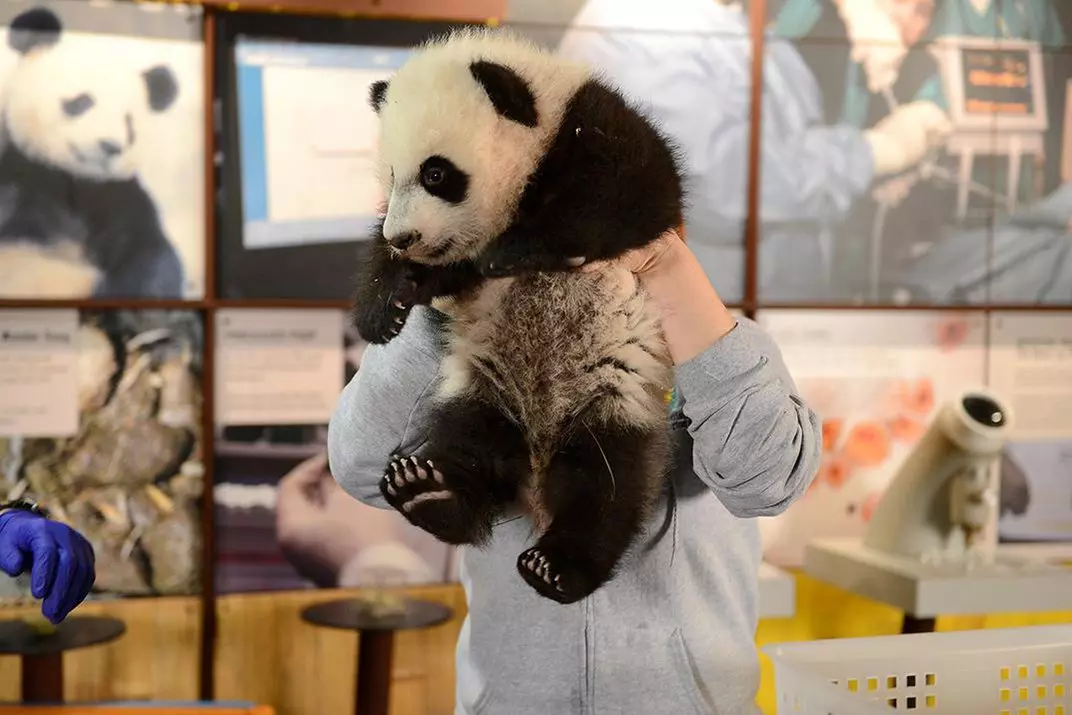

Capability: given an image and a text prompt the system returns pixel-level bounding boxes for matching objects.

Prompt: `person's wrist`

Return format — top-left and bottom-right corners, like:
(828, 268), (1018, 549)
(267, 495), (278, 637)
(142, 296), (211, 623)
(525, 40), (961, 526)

(635, 234), (690, 287)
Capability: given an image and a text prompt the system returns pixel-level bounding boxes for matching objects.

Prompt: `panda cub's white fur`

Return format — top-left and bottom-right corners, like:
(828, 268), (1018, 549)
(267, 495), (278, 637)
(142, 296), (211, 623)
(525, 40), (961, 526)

(355, 27), (685, 605)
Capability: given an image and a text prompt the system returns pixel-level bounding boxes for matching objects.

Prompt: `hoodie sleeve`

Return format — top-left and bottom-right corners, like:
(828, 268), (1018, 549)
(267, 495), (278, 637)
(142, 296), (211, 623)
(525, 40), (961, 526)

(327, 306), (445, 509)
(674, 317), (822, 518)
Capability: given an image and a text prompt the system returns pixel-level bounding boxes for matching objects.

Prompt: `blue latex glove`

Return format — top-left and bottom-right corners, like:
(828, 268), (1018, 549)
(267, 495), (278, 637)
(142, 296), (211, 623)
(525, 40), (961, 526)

(0, 510), (96, 624)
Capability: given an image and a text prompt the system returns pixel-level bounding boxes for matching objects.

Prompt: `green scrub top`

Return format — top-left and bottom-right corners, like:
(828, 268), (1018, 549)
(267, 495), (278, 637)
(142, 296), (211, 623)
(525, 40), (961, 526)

(924, 0), (1066, 46)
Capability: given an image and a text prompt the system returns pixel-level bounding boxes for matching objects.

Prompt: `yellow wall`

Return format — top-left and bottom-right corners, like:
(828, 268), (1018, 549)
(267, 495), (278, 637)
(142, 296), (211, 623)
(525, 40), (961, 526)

(2, 578), (1070, 714)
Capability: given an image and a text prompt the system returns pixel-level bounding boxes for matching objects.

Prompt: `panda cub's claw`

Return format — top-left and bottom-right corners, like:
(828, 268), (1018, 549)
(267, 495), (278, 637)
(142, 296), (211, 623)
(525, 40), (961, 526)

(517, 545), (592, 605)
(380, 455), (482, 545)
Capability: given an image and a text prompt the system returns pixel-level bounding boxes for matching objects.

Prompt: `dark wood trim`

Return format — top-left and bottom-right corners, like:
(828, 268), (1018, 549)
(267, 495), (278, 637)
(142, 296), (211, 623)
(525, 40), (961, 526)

(199, 10), (218, 701)
(743, 0), (766, 323)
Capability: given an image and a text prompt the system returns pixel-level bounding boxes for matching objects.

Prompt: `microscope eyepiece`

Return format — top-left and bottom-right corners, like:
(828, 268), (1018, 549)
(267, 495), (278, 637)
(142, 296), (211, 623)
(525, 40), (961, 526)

(962, 394), (1005, 428)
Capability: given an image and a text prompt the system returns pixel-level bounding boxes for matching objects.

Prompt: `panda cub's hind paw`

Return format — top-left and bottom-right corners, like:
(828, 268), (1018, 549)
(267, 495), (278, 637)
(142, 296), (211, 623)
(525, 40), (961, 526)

(517, 545), (597, 605)
(380, 455), (483, 545)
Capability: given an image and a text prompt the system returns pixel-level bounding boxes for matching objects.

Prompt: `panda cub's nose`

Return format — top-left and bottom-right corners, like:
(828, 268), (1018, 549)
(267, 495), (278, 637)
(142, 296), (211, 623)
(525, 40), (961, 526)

(387, 231), (420, 251)
(99, 140), (123, 158)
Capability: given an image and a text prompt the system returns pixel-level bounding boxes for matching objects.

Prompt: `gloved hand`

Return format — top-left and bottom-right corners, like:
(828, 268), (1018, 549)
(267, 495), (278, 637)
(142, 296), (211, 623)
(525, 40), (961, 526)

(865, 101), (952, 176)
(0, 510), (96, 624)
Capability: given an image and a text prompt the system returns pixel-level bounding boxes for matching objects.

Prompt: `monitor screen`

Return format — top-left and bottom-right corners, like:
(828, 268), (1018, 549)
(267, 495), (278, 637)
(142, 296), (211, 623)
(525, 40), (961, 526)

(234, 39), (411, 251)
(215, 13), (466, 300)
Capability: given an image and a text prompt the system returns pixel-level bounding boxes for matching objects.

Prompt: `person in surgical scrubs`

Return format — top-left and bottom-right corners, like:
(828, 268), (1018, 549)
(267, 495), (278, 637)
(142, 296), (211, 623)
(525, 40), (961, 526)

(555, 0), (950, 301)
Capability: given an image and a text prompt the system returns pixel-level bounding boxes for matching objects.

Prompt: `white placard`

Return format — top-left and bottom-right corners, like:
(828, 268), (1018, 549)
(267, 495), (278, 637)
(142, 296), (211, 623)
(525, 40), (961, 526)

(755, 310), (989, 567)
(215, 309), (345, 426)
(0, 309), (79, 437)
(988, 312), (1072, 441)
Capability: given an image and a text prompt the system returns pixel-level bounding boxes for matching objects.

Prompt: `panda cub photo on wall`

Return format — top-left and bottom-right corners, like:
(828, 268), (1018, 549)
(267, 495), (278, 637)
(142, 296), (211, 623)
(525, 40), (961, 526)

(0, 0), (205, 299)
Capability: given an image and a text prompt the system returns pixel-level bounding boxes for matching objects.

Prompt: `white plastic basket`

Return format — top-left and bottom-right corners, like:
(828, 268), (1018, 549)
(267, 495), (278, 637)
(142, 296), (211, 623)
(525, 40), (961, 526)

(764, 625), (1072, 714)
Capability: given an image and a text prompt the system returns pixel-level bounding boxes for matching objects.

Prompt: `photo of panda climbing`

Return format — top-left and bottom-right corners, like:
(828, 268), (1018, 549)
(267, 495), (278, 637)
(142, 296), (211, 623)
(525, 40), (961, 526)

(762, 0), (1072, 305)
(0, 0), (205, 300)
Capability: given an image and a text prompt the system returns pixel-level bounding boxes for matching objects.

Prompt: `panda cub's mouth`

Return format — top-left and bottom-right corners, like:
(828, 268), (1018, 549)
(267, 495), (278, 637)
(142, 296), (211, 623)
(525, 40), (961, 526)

(69, 142), (124, 172)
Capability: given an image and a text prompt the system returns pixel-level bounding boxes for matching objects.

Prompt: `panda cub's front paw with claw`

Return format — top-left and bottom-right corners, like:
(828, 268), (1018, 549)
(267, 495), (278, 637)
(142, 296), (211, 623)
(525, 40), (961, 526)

(380, 455), (484, 545)
(516, 544), (599, 605)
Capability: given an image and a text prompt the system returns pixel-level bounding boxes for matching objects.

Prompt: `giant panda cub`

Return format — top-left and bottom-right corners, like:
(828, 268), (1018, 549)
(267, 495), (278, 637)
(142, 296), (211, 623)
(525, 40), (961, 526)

(352, 28), (684, 605)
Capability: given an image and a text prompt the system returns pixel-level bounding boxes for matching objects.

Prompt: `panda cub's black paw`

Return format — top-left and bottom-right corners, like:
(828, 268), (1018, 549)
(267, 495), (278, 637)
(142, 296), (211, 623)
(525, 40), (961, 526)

(380, 455), (484, 545)
(517, 544), (598, 605)
(478, 249), (586, 278)
(353, 278), (419, 345)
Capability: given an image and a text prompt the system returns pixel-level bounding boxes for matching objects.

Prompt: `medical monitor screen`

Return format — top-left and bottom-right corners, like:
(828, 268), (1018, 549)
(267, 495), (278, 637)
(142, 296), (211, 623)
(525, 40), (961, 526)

(235, 39), (409, 250)
(961, 47), (1036, 117)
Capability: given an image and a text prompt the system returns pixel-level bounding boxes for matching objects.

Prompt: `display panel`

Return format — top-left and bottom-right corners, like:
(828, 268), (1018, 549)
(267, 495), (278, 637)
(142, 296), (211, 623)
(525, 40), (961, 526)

(989, 312), (1072, 542)
(212, 308), (456, 594)
(0, 308), (204, 604)
(215, 13), (469, 300)
(235, 40), (409, 251)
(761, 0), (1072, 306)
(755, 309), (988, 567)
(505, 0), (753, 304)
(0, 0), (205, 300)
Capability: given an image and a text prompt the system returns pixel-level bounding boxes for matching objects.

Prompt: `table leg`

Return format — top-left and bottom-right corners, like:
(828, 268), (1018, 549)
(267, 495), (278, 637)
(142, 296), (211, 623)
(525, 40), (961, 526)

(355, 631), (395, 715)
(21, 651), (63, 703)
(901, 615), (937, 634)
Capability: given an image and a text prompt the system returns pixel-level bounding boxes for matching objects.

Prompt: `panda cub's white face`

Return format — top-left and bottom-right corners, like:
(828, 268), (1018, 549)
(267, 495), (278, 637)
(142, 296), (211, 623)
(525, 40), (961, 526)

(371, 29), (589, 265)
(3, 44), (178, 182)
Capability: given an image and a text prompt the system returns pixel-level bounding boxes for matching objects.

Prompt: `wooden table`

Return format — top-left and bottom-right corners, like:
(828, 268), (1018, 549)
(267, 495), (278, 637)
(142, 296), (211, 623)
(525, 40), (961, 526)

(0, 616), (126, 703)
(301, 598), (452, 715)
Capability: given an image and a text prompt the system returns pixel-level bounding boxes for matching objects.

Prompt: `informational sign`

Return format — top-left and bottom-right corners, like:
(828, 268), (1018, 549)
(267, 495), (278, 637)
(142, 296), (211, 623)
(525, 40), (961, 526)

(0, 310), (79, 437)
(988, 312), (1072, 441)
(215, 309), (345, 426)
(756, 310), (988, 567)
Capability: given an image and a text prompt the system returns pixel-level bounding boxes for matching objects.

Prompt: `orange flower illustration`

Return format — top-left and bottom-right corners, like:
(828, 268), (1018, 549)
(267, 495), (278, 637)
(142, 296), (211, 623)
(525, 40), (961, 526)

(861, 491), (883, 522)
(822, 418), (844, 453)
(887, 414), (927, 444)
(816, 454), (852, 490)
(842, 421), (891, 467)
(935, 317), (970, 352)
(892, 377), (935, 417)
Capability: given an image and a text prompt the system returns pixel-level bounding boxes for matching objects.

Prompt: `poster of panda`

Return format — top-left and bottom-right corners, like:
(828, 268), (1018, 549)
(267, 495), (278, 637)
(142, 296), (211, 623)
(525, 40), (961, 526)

(212, 311), (457, 594)
(0, 0), (205, 300)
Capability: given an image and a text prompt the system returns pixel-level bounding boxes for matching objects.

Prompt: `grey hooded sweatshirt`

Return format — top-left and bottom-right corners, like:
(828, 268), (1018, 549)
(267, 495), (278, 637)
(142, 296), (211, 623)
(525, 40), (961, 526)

(328, 306), (821, 714)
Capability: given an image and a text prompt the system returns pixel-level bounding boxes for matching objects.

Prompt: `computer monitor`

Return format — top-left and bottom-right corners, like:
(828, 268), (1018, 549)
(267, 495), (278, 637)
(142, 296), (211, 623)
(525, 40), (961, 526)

(930, 36), (1048, 136)
(215, 13), (471, 300)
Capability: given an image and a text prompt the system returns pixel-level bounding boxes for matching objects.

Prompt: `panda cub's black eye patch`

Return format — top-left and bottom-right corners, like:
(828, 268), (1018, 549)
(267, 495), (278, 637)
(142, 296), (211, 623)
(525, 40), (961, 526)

(62, 93), (94, 118)
(419, 155), (468, 204)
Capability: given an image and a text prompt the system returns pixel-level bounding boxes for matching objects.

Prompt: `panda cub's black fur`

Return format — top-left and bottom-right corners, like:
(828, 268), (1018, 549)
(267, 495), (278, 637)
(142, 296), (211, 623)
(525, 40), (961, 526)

(352, 29), (685, 605)
(0, 7), (184, 298)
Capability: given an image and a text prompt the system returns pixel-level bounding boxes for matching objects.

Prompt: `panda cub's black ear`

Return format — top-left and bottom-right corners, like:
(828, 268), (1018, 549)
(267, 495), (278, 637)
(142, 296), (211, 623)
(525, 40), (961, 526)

(369, 80), (389, 113)
(469, 60), (538, 127)
(143, 65), (179, 113)
(8, 7), (62, 55)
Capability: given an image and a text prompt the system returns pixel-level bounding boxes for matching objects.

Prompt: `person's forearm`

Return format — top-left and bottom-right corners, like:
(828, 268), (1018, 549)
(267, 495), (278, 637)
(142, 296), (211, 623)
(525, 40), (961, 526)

(638, 239), (738, 365)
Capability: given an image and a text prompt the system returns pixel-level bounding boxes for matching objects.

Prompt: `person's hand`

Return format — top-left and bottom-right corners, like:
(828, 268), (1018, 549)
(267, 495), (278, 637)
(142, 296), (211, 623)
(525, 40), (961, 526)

(865, 101), (951, 176)
(580, 229), (684, 279)
(275, 452), (401, 587)
(0, 510), (96, 624)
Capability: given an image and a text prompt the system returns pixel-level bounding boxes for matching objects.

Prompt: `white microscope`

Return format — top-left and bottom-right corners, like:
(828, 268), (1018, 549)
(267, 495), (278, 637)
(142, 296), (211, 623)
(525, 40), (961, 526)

(805, 389), (1072, 623)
